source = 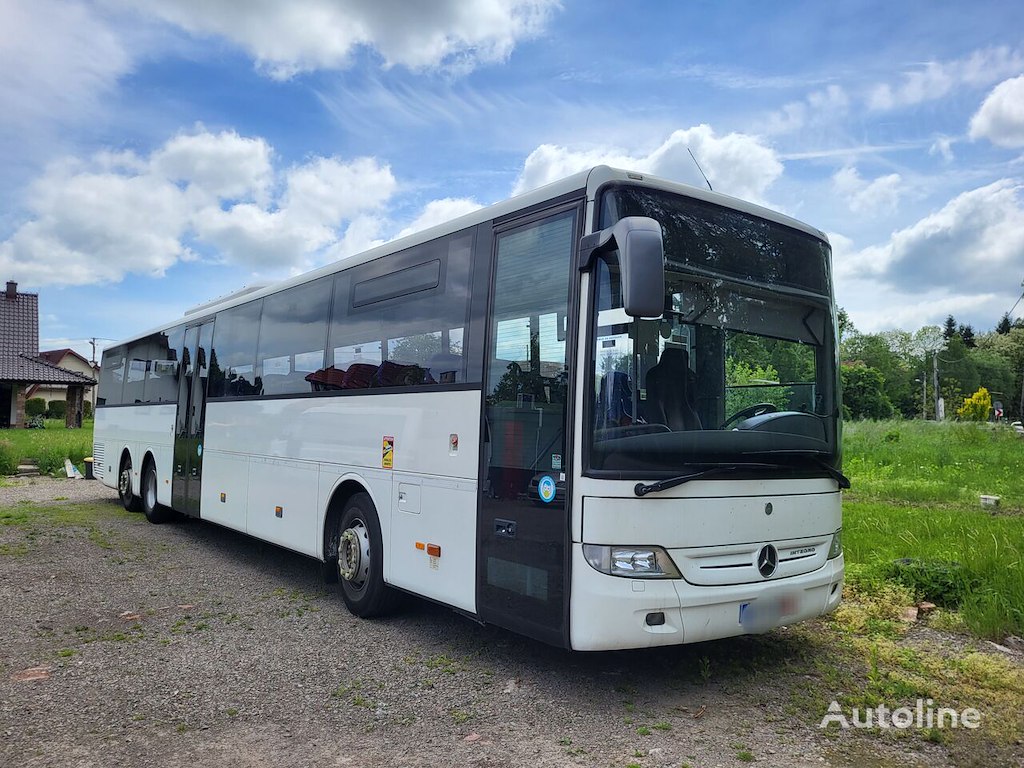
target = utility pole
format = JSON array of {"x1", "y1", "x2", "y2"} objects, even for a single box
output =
[
  {"x1": 933, "y1": 350, "x2": 940, "y2": 421},
  {"x1": 89, "y1": 337, "x2": 97, "y2": 366},
  {"x1": 921, "y1": 372, "x2": 927, "y2": 420}
]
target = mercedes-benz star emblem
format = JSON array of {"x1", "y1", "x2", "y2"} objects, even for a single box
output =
[{"x1": 757, "y1": 544, "x2": 778, "y2": 578}]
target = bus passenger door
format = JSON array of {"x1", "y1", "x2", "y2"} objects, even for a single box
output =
[
  {"x1": 478, "y1": 206, "x2": 578, "y2": 647},
  {"x1": 172, "y1": 322, "x2": 213, "y2": 517}
]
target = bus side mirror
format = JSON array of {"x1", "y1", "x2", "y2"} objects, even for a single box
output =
[{"x1": 579, "y1": 216, "x2": 664, "y2": 318}]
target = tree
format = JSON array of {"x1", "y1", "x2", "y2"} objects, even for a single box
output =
[
  {"x1": 912, "y1": 325, "x2": 945, "y2": 358},
  {"x1": 997, "y1": 313, "x2": 1012, "y2": 335},
  {"x1": 725, "y1": 359, "x2": 792, "y2": 416},
  {"x1": 841, "y1": 332, "x2": 916, "y2": 417},
  {"x1": 937, "y1": 336, "x2": 979, "y2": 416},
  {"x1": 976, "y1": 327, "x2": 1024, "y2": 420},
  {"x1": 943, "y1": 314, "x2": 957, "y2": 341},
  {"x1": 840, "y1": 363, "x2": 895, "y2": 420},
  {"x1": 970, "y1": 348, "x2": 1015, "y2": 407},
  {"x1": 837, "y1": 307, "x2": 856, "y2": 343},
  {"x1": 958, "y1": 324, "x2": 976, "y2": 348}
]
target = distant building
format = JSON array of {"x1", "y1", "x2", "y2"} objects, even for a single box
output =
[
  {"x1": 0, "y1": 280, "x2": 96, "y2": 428},
  {"x1": 27, "y1": 348, "x2": 101, "y2": 411}
]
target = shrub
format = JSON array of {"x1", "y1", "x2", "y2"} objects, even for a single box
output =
[
  {"x1": 25, "y1": 398, "x2": 46, "y2": 417},
  {"x1": 957, "y1": 386, "x2": 991, "y2": 422},
  {"x1": 83, "y1": 401, "x2": 93, "y2": 419},
  {"x1": 883, "y1": 558, "x2": 975, "y2": 608},
  {"x1": 46, "y1": 400, "x2": 66, "y2": 420}
]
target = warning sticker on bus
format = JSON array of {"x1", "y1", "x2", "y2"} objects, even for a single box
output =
[{"x1": 382, "y1": 436, "x2": 394, "y2": 469}]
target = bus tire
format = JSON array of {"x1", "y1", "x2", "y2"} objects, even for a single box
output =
[
  {"x1": 118, "y1": 455, "x2": 141, "y2": 512},
  {"x1": 141, "y1": 460, "x2": 173, "y2": 524},
  {"x1": 336, "y1": 492, "x2": 397, "y2": 617}
]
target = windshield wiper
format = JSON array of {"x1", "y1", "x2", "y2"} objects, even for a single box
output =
[
  {"x1": 811, "y1": 458, "x2": 851, "y2": 489},
  {"x1": 634, "y1": 460, "x2": 851, "y2": 497}
]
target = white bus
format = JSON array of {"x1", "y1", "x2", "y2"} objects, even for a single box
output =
[{"x1": 94, "y1": 166, "x2": 846, "y2": 651}]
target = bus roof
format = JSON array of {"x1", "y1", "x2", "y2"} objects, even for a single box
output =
[{"x1": 106, "y1": 165, "x2": 828, "y2": 349}]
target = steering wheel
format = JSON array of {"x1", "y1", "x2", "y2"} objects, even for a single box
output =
[{"x1": 721, "y1": 402, "x2": 778, "y2": 429}]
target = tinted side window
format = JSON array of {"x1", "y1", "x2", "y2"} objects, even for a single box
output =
[
  {"x1": 209, "y1": 300, "x2": 263, "y2": 398},
  {"x1": 144, "y1": 327, "x2": 184, "y2": 403},
  {"x1": 256, "y1": 278, "x2": 332, "y2": 395},
  {"x1": 326, "y1": 229, "x2": 477, "y2": 390},
  {"x1": 123, "y1": 341, "x2": 149, "y2": 404},
  {"x1": 98, "y1": 346, "x2": 126, "y2": 406}
]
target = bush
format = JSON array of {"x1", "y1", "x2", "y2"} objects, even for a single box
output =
[
  {"x1": 883, "y1": 558, "x2": 975, "y2": 608},
  {"x1": 83, "y1": 400, "x2": 93, "y2": 419},
  {"x1": 25, "y1": 398, "x2": 46, "y2": 417},
  {"x1": 957, "y1": 386, "x2": 991, "y2": 422},
  {"x1": 46, "y1": 400, "x2": 66, "y2": 420}
]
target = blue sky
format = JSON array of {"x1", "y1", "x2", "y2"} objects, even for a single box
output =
[{"x1": 2, "y1": 0, "x2": 1023, "y2": 361}]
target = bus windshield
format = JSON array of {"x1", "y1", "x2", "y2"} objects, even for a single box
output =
[{"x1": 587, "y1": 186, "x2": 839, "y2": 476}]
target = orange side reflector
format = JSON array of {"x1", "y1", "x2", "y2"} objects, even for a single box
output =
[
  {"x1": 426, "y1": 543, "x2": 441, "y2": 558},
  {"x1": 415, "y1": 542, "x2": 425, "y2": 550}
]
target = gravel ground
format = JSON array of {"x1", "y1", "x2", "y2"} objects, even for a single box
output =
[{"x1": 0, "y1": 477, "x2": 998, "y2": 767}]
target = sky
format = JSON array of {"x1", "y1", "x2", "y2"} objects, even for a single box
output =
[{"x1": 2, "y1": 0, "x2": 1023, "y2": 361}]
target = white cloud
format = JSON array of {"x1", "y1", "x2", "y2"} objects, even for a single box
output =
[
  {"x1": 834, "y1": 180, "x2": 1024, "y2": 295},
  {"x1": 0, "y1": 0, "x2": 130, "y2": 127},
  {"x1": 929, "y1": 136, "x2": 955, "y2": 162},
  {"x1": 831, "y1": 166, "x2": 903, "y2": 215},
  {"x1": 151, "y1": 129, "x2": 275, "y2": 203},
  {"x1": 397, "y1": 198, "x2": 484, "y2": 238},
  {"x1": 117, "y1": 0, "x2": 559, "y2": 79},
  {"x1": 282, "y1": 156, "x2": 396, "y2": 228},
  {"x1": 765, "y1": 85, "x2": 849, "y2": 135},
  {"x1": 867, "y1": 46, "x2": 1024, "y2": 111},
  {"x1": 0, "y1": 129, "x2": 399, "y2": 285},
  {"x1": 513, "y1": 125, "x2": 783, "y2": 204},
  {"x1": 969, "y1": 76, "x2": 1024, "y2": 148}
]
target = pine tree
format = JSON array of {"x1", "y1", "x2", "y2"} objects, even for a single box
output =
[
  {"x1": 959, "y1": 324, "x2": 976, "y2": 348},
  {"x1": 943, "y1": 314, "x2": 957, "y2": 341},
  {"x1": 997, "y1": 313, "x2": 1012, "y2": 334}
]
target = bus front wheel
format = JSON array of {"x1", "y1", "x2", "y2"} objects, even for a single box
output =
[
  {"x1": 118, "y1": 456, "x2": 141, "y2": 513},
  {"x1": 336, "y1": 492, "x2": 397, "y2": 617}
]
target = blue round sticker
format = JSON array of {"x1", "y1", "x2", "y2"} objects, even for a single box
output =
[{"x1": 537, "y1": 475, "x2": 556, "y2": 503}]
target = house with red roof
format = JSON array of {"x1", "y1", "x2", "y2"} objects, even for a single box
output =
[
  {"x1": 26, "y1": 348, "x2": 101, "y2": 412},
  {"x1": 1, "y1": 280, "x2": 96, "y2": 428}
]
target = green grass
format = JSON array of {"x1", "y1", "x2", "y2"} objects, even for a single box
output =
[
  {"x1": 843, "y1": 420, "x2": 1024, "y2": 639},
  {"x1": 0, "y1": 420, "x2": 94, "y2": 476},
  {"x1": 843, "y1": 420, "x2": 1024, "y2": 507}
]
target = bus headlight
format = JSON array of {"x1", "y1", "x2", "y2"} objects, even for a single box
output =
[
  {"x1": 827, "y1": 528, "x2": 843, "y2": 559},
  {"x1": 583, "y1": 544, "x2": 681, "y2": 578}
]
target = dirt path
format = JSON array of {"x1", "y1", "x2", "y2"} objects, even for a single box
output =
[{"x1": 0, "y1": 478, "x2": 1014, "y2": 767}]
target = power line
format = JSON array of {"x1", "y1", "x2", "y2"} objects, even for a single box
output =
[{"x1": 1006, "y1": 279, "x2": 1024, "y2": 319}]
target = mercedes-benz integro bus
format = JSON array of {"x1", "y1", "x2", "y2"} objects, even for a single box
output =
[{"x1": 94, "y1": 166, "x2": 845, "y2": 651}]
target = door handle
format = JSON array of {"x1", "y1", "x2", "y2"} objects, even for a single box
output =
[{"x1": 495, "y1": 519, "x2": 517, "y2": 538}]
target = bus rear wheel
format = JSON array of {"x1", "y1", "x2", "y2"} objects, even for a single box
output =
[
  {"x1": 336, "y1": 492, "x2": 397, "y2": 617},
  {"x1": 118, "y1": 456, "x2": 141, "y2": 512},
  {"x1": 141, "y1": 461, "x2": 172, "y2": 524}
]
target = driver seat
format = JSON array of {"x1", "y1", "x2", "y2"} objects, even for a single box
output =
[{"x1": 645, "y1": 347, "x2": 702, "y2": 431}]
